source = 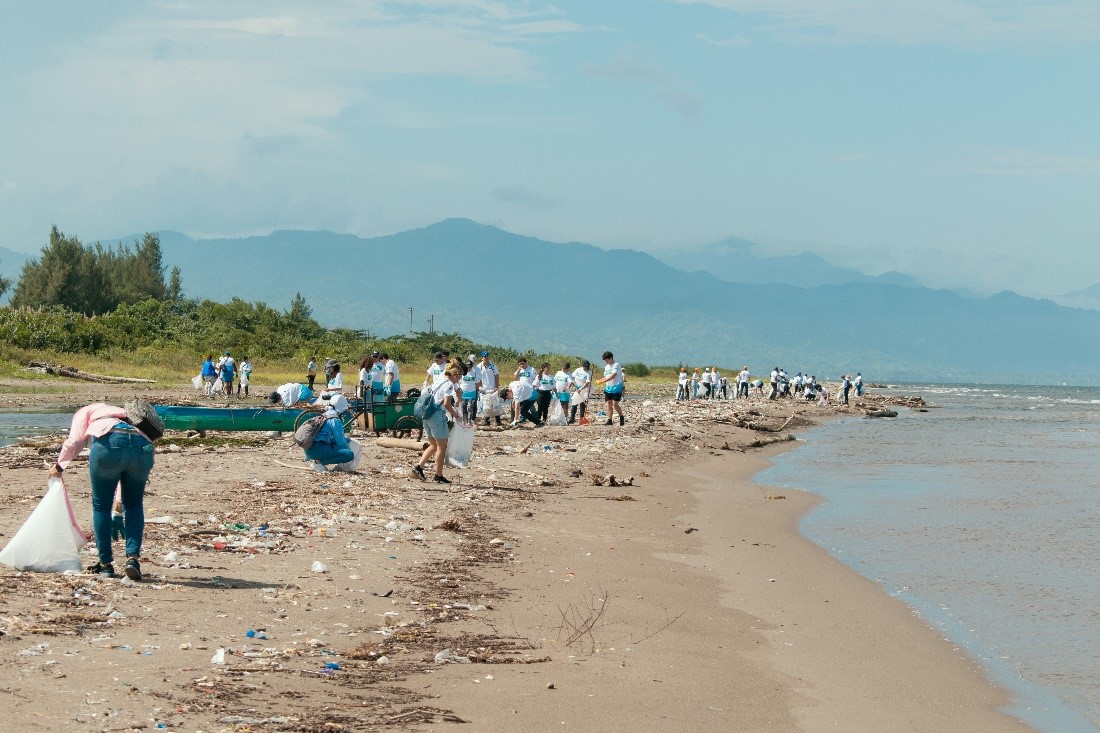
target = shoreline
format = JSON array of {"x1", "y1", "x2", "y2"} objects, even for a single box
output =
[
  {"x1": 414, "y1": 424, "x2": 1033, "y2": 732},
  {"x1": 0, "y1": 380, "x2": 1031, "y2": 731}
]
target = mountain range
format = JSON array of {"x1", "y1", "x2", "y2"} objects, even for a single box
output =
[
  {"x1": 4, "y1": 220, "x2": 1098, "y2": 383},
  {"x1": 138, "y1": 219, "x2": 1095, "y2": 384}
]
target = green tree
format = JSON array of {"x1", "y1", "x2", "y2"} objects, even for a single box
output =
[
  {"x1": 166, "y1": 266, "x2": 183, "y2": 301},
  {"x1": 11, "y1": 226, "x2": 113, "y2": 314},
  {"x1": 0, "y1": 262, "x2": 9, "y2": 298},
  {"x1": 108, "y1": 232, "x2": 167, "y2": 305}
]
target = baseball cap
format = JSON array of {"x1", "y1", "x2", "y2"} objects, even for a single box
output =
[{"x1": 480, "y1": 350, "x2": 489, "y2": 356}]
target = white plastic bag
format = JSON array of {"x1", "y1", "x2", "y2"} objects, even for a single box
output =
[
  {"x1": 478, "y1": 392, "x2": 502, "y2": 418},
  {"x1": 569, "y1": 390, "x2": 588, "y2": 406},
  {"x1": 192, "y1": 375, "x2": 203, "y2": 390},
  {"x1": 446, "y1": 424, "x2": 474, "y2": 468},
  {"x1": 211, "y1": 377, "x2": 223, "y2": 394},
  {"x1": 548, "y1": 399, "x2": 568, "y2": 426},
  {"x1": 0, "y1": 478, "x2": 88, "y2": 573}
]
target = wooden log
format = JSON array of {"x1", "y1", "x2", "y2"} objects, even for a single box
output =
[
  {"x1": 26, "y1": 361, "x2": 157, "y2": 384},
  {"x1": 376, "y1": 437, "x2": 429, "y2": 451}
]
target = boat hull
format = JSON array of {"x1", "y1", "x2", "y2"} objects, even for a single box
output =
[{"x1": 154, "y1": 405, "x2": 305, "y2": 432}]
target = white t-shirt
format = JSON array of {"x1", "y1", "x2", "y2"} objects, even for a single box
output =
[
  {"x1": 460, "y1": 373, "x2": 477, "y2": 398},
  {"x1": 385, "y1": 360, "x2": 400, "y2": 384},
  {"x1": 474, "y1": 362, "x2": 499, "y2": 391},
  {"x1": 515, "y1": 365, "x2": 536, "y2": 382},
  {"x1": 701, "y1": 370, "x2": 712, "y2": 385},
  {"x1": 359, "y1": 367, "x2": 369, "y2": 386},
  {"x1": 739, "y1": 369, "x2": 750, "y2": 384},
  {"x1": 432, "y1": 379, "x2": 455, "y2": 406},
  {"x1": 509, "y1": 379, "x2": 533, "y2": 403},
  {"x1": 327, "y1": 372, "x2": 343, "y2": 391},
  {"x1": 538, "y1": 372, "x2": 555, "y2": 392},
  {"x1": 370, "y1": 362, "x2": 385, "y2": 388},
  {"x1": 678, "y1": 372, "x2": 689, "y2": 386},
  {"x1": 712, "y1": 370, "x2": 720, "y2": 383},
  {"x1": 426, "y1": 362, "x2": 446, "y2": 386},
  {"x1": 275, "y1": 383, "x2": 310, "y2": 407},
  {"x1": 554, "y1": 370, "x2": 571, "y2": 393},
  {"x1": 603, "y1": 362, "x2": 623, "y2": 393},
  {"x1": 572, "y1": 368, "x2": 591, "y2": 391}
]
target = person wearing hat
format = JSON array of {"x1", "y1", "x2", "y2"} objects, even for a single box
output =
[
  {"x1": 304, "y1": 393, "x2": 362, "y2": 473},
  {"x1": 307, "y1": 356, "x2": 318, "y2": 390},
  {"x1": 48, "y1": 400, "x2": 164, "y2": 580}
]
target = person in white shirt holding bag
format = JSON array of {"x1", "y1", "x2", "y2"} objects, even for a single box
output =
[
  {"x1": 568, "y1": 360, "x2": 592, "y2": 424},
  {"x1": 412, "y1": 368, "x2": 461, "y2": 484},
  {"x1": 472, "y1": 351, "x2": 502, "y2": 426}
]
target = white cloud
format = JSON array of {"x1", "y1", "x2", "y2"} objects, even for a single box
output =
[
  {"x1": 586, "y1": 54, "x2": 704, "y2": 122},
  {"x1": 670, "y1": 0, "x2": 1100, "y2": 46},
  {"x1": 695, "y1": 32, "x2": 751, "y2": 47}
]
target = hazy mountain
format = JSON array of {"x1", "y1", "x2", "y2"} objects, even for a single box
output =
[
  {"x1": 1054, "y1": 283, "x2": 1100, "y2": 312},
  {"x1": 130, "y1": 219, "x2": 1100, "y2": 383},
  {"x1": 0, "y1": 245, "x2": 28, "y2": 302},
  {"x1": 656, "y1": 236, "x2": 921, "y2": 289}
]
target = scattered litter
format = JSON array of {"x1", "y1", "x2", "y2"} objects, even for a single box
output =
[{"x1": 310, "y1": 561, "x2": 328, "y2": 573}]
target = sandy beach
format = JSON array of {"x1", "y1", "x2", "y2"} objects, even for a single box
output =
[{"x1": 0, "y1": 380, "x2": 1032, "y2": 732}]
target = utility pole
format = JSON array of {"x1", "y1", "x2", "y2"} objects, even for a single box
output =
[
  {"x1": 428, "y1": 314, "x2": 434, "y2": 336},
  {"x1": 407, "y1": 307, "x2": 413, "y2": 335}
]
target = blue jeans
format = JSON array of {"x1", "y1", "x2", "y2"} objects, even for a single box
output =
[{"x1": 89, "y1": 431, "x2": 154, "y2": 564}]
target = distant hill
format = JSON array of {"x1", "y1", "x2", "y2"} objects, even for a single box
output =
[
  {"x1": 655, "y1": 236, "x2": 921, "y2": 289},
  {"x1": 1054, "y1": 283, "x2": 1100, "y2": 312},
  {"x1": 0, "y1": 245, "x2": 28, "y2": 302},
  {"x1": 127, "y1": 219, "x2": 1099, "y2": 384}
]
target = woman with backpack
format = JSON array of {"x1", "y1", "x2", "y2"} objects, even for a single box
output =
[{"x1": 413, "y1": 368, "x2": 462, "y2": 484}]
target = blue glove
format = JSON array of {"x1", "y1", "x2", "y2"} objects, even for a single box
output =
[
  {"x1": 383, "y1": 386, "x2": 391, "y2": 396},
  {"x1": 111, "y1": 513, "x2": 125, "y2": 541}
]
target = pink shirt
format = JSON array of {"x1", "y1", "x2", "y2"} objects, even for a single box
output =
[{"x1": 56, "y1": 403, "x2": 133, "y2": 469}]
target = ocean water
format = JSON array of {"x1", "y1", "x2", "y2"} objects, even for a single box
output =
[
  {"x1": 755, "y1": 385, "x2": 1100, "y2": 733},
  {"x1": 0, "y1": 407, "x2": 76, "y2": 447}
]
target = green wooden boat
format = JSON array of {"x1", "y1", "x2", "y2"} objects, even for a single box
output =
[{"x1": 154, "y1": 405, "x2": 305, "y2": 432}]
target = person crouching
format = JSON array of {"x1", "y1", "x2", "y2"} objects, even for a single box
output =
[{"x1": 304, "y1": 394, "x2": 362, "y2": 472}]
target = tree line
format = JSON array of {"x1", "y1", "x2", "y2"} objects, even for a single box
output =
[{"x1": 4, "y1": 226, "x2": 180, "y2": 315}]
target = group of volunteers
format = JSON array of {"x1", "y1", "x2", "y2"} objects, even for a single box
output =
[
  {"x1": 676, "y1": 365, "x2": 864, "y2": 406},
  {"x1": 199, "y1": 352, "x2": 253, "y2": 398}
]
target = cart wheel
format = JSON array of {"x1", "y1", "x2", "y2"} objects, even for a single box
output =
[
  {"x1": 292, "y1": 411, "x2": 317, "y2": 432},
  {"x1": 393, "y1": 415, "x2": 422, "y2": 441},
  {"x1": 341, "y1": 410, "x2": 358, "y2": 431}
]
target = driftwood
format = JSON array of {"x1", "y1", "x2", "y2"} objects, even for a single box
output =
[
  {"x1": 865, "y1": 409, "x2": 898, "y2": 418},
  {"x1": 26, "y1": 361, "x2": 157, "y2": 384},
  {"x1": 376, "y1": 437, "x2": 429, "y2": 451}
]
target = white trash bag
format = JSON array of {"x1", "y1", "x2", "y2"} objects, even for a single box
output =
[
  {"x1": 548, "y1": 399, "x2": 569, "y2": 426},
  {"x1": 0, "y1": 478, "x2": 89, "y2": 573},
  {"x1": 478, "y1": 391, "x2": 503, "y2": 418},
  {"x1": 446, "y1": 423, "x2": 475, "y2": 468},
  {"x1": 569, "y1": 390, "x2": 587, "y2": 406},
  {"x1": 191, "y1": 374, "x2": 203, "y2": 390}
]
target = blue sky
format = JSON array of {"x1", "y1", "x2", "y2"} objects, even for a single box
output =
[{"x1": 0, "y1": 0, "x2": 1097, "y2": 296}]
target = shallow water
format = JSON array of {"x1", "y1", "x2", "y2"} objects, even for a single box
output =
[
  {"x1": 0, "y1": 407, "x2": 76, "y2": 447},
  {"x1": 755, "y1": 385, "x2": 1100, "y2": 733}
]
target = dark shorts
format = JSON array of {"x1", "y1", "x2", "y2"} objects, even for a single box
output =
[{"x1": 604, "y1": 391, "x2": 623, "y2": 402}]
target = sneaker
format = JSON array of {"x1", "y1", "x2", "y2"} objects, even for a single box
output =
[
  {"x1": 87, "y1": 561, "x2": 115, "y2": 577},
  {"x1": 412, "y1": 464, "x2": 426, "y2": 481},
  {"x1": 509, "y1": 420, "x2": 519, "y2": 427},
  {"x1": 124, "y1": 557, "x2": 142, "y2": 582},
  {"x1": 604, "y1": 419, "x2": 613, "y2": 425},
  {"x1": 619, "y1": 415, "x2": 625, "y2": 426},
  {"x1": 433, "y1": 474, "x2": 451, "y2": 484}
]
